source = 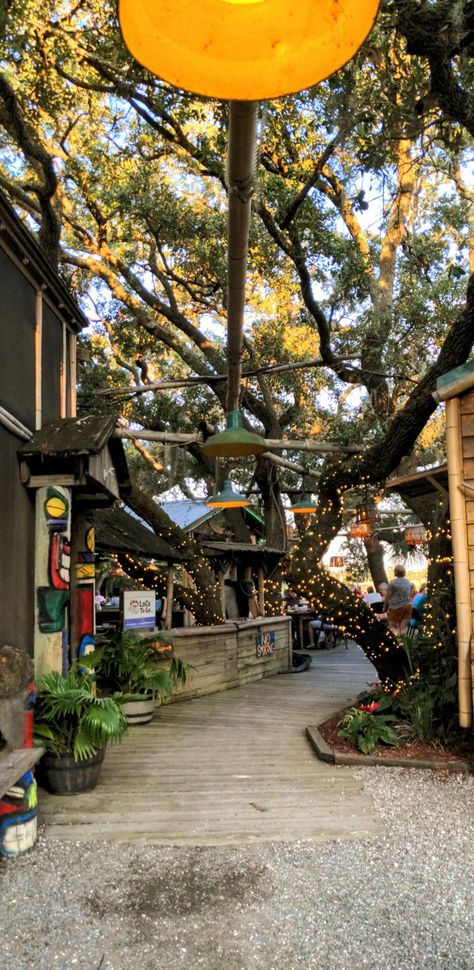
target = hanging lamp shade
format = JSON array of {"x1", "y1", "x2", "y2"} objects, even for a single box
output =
[
  {"x1": 118, "y1": 0, "x2": 381, "y2": 101},
  {"x1": 349, "y1": 520, "x2": 370, "y2": 539},
  {"x1": 355, "y1": 503, "x2": 379, "y2": 526},
  {"x1": 405, "y1": 524, "x2": 426, "y2": 547},
  {"x1": 201, "y1": 410, "x2": 267, "y2": 458},
  {"x1": 292, "y1": 494, "x2": 318, "y2": 514},
  {"x1": 207, "y1": 479, "x2": 250, "y2": 508}
]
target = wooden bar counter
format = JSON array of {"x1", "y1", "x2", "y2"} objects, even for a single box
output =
[{"x1": 163, "y1": 615, "x2": 292, "y2": 703}]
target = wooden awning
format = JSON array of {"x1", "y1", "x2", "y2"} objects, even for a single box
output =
[
  {"x1": 385, "y1": 464, "x2": 448, "y2": 500},
  {"x1": 19, "y1": 414, "x2": 130, "y2": 501},
  {"x1": 94, "y1": 507, "x2": 185, "y2": 562}
]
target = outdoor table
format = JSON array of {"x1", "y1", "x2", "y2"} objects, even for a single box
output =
[{"x1": 287, "y1": 610, "x2": 315, "y2": 650}]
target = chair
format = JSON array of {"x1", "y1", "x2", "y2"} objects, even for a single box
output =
[
  {"x1": 308, "y1": 617, "x2": 338, "y2": 650},
  {"x1": 370, "y1": 601, "x2": 385, "y2": 615}
]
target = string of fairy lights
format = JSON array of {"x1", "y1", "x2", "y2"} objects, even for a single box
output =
[
  {"x1": 107, "y1": 539, "x2": 225, "y2": 627},
  {"x1": 259, "y1": 486, "x2": 455, "y2": 691},
  {"x1": 109, "y1": 428, "x2": 453, "y2": 692}
]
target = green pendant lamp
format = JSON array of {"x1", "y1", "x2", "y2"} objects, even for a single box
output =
[
  {"x1": 207, "y1": 479, "x2": 250, "y2": 508},
  {"x1": 292, "y1": 494, "x2": 318, "y2": 514},
  {"x1": 201, "y1": 410, "x2": 267, "y2": 458}
]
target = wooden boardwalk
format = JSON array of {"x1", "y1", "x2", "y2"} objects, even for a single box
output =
[{"x1": 40, "y1": 643, "x2": 384, "y2": 845}]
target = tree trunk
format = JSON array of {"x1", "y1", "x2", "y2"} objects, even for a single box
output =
[
  {"x1": 364, "y1": 533, "x2": 388, "y2": 588},
  {"x1": 254, "y1": 456, "x2": 287, "y2": 548}
]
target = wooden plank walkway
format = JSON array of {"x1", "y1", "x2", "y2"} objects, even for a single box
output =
[{"x1": 39, "y1": 643, "x2": 384, "y2": 845}]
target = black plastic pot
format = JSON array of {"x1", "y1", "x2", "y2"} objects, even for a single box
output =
[{"x1": 38, "y1": 748, "x2": 105, "y2": 795}]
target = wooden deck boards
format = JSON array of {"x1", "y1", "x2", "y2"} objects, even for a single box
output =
[{"x1": 39, "y1": 643, "x2": 384, "y2": 845}]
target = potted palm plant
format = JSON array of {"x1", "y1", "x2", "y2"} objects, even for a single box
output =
[
  {"x1": 33, "y1": 668, "x2": 127, "y2": 794},
  {"x1": 87, "y1": 632, "x2": 190, "y2": 725}
]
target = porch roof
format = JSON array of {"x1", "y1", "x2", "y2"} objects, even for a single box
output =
[
  {"x1": 94, "y1": 507, "x2": 185, "y2": 562},
  {"x1": 385, "y1": 464, "x2": 448, "y2": 499}
]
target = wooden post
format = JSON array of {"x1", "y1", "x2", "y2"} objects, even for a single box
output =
[
  {"x1": 226, "y1": 101, "x2": 258, "y2": 414},
  {"x1": 446, "y1": 396, "x2": 473, "y2": 727},
  {"x1": 34, "y1": 291, "x2": 42, "y2": 430},
  {"x1": 257, "y1": 567, "x2": 265, "y2": 617},
  {"x1": 165, "y1": 564, "x2": 174, "y2": 630},
  {"x1": 218, "y1": 570, "x2": 226, "y2": 618}
]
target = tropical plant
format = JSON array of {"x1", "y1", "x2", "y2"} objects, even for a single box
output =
[
  {"x1": 392, "y1": 635, "x2": 458, "y2": 741},
  {"x1": 338, "y1": 695, "x2": 398, "y2": 754},
  {"x1": 33, "y1": 669, "x2": 127, "y2": 761},
  {"x1": 86, "y1": 632, "x2": 190, "y2": 702}
]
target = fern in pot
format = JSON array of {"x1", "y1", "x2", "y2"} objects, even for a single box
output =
[
  {"x1": 33, "y1": 668, "x2": 127, "y2": 794},
  {"x1": 86, "y1": 632, "x2": 190, "y2": 725}
]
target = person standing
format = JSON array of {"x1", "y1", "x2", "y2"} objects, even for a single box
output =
[{"x1": 384, "y1": 565, "x2": 413, "y2": 635}]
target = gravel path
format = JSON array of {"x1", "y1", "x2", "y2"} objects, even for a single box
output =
[{"x1": 1, "y1": 768, "x2": 473, "y2": 970}]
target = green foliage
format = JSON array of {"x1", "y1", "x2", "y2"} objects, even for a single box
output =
[
  {"x1": 338, "y1": 697, "x2": 398, "y2": 754},
  {"x1": 85, "y1": 631, "x2": 190, "y2": 700},
  {"x1": 393, "y1": 635, "x2": 458, "y2": 742},
  {"x1": 356, "y1": 631, "x2": 458, "y2": 742},
  {"x1": 33, "y1": 668, "x2": 127, "y2": 761}
]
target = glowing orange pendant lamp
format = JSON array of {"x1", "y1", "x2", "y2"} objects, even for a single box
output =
[
  {"x1": 118, "y1": 0, "x2": 381, "y2": 101},
  {"x1": 207, "y1": 479, "x2": 250, "y2": 508}
]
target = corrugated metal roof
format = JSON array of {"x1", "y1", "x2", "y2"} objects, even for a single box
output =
[
  {"x1": 159, "y1": 499, "x2": 264, "y2": 532},
  {"x1": 159, "y1": 500, "x2": 220, "y2": 531}
]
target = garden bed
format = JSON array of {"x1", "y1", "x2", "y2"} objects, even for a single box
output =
[{"x1": 306, "y1": 711, "x2": 473, "y2": 774}]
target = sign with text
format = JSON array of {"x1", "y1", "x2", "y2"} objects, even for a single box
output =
[
  {"x1": 123, "y1": 590, "x2": 156, "y2": 630},
  {"x1": 256, "y1": 630, "x2": 275, "y2": 658}
]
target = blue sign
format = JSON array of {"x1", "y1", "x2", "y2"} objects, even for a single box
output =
[{"x1": 256, "y1": 631, "x2": 275, "y2": 658}]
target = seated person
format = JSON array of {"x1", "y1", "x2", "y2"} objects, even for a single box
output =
[
  {"x1": 362, "y1": 586, "x2": 383, "y2": 607},
  {"x1": 283, "y1": 588, "x2": 301, "y2": 612},
  {"x1": 308, "y1": 618, "x2": 337, "y2": 648},
  {"x1": 407, "y1": 584, "x2": 428, "y2": 630},
  {"x1": 155, "y1": 595, "x2": 167, "y2": 629},
  {"x1": 106, "y1": 593, "x2": 120, "y2": 608}
]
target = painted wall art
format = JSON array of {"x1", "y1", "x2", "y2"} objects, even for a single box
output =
[{"x1": 36, "y1": 486, "x2": 71, "y2": 634}]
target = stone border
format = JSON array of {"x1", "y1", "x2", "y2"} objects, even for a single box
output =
[{"x1": 306, "y1": 724, "x2": 471, "y2": 774}]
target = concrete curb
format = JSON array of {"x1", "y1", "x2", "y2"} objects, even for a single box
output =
[{"x1": 305, "y1": 724, "x2": 470, "y2": 774}]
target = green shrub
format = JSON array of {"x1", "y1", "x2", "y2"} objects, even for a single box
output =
[
  {"x1": 85, "y1": 631, "x2": 190, "y2": 701},
  {"x1": 338, "y1": 698, "x2": 398, "y2": 754},
  {"x1": 33, "y1": 668, "x2": 127, "y2": 761}
]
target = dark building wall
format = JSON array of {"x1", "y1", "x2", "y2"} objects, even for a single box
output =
[
  {"x1": 0, "y1": 425, "x2": 35, "y2": 654},
  {"x1": 0, "y1": 247, "x2": 36, "y2": 428},
  {"x1": 42, "y1": 304, "x2": 62, "y2": 422}
]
